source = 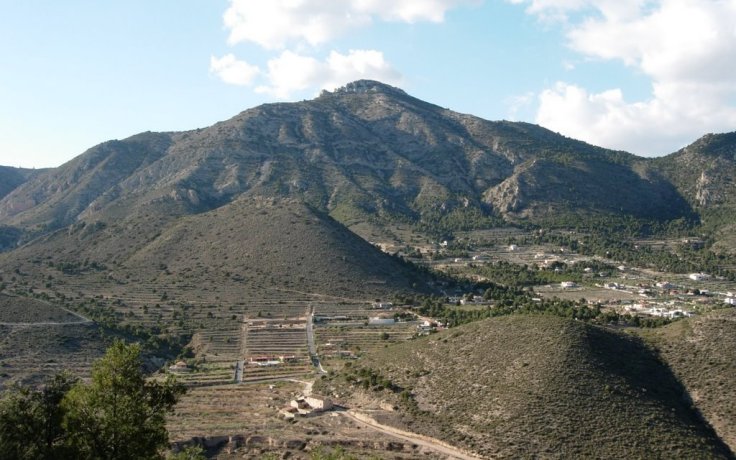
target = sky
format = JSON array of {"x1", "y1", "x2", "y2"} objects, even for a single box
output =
[{"x1": 2, "y1": 0, "x2": 736, "y2": 168}]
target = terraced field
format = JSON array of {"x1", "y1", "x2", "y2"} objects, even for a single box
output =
[
  {"x1": 0, "y1": 322, "x2": 105, "y2": 389},
  {"x1": 240, "y1": 315, "x2": 312, "y2": 382},
  {"x1": 311, "y1": 304, "x2": 420, "y2": 368},
  {"x1": 0, "y1": 294, "x2": 87, "y2": 324}
]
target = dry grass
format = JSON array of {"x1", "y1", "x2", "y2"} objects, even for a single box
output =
[
  {"x1": 321, "y1": 315, "x2": 734, "y2": 459},
  {"x1": 640, "y1": 308, "x2": 736, "y2": 452}
]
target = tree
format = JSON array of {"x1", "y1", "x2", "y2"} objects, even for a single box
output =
[
  {"x1": 0, "y1": 372, "x2": 77, "y2": 460},
  {"x1": 62, "y1": 340, "x2": 185, "y2": 460}
]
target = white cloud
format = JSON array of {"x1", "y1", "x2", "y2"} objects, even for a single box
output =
[
  {"x1": 322, "y1": 49, "x2": 402, "y2": 90},
  {"x1": 517, "y1": 0, "x2": 736, "y2": 155},
  {"x1": 505, "y1": 92, "x2": 536, "y2": 121},
  {"x1": 209, "y1": 54, "x2": 260, "y2": 86},
  {"x1": 223, "y1": 0, "x2": 477, "y2": 49},
  {"x1": 256, "y1": 49, "x2": 401, "y2": 99}
]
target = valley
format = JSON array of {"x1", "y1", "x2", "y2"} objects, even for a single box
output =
[
  {"x1": 2, "y1": 225, "x2": 735, "y2": 458},
  {"x1": 1, "y1": 80, "x2": 735, "y2": 458}
]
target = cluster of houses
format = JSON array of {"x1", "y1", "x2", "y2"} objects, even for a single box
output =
[
  {"x1": 279, "y1": 395, "x2": 333, "y2": 419},
  {"x1": 416, "y1": 320, "x2": 444, "y2": 335},
  {"x1": 622, "y1": 303, "x2": 694, "y2": 319}
]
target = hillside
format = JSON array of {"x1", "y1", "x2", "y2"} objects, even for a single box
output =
[
  {"x1": 0, "y1": 197, "x2": 427, "y2": 303},
  {"x1": 641, "y1": 308, "x2": 736, "y2": 452},
  {"x1": 0, "y1": 166, "x2": 44, "y2": 200},
  {"x1": 319, "y1": 315, "x2": 734, "y2": 459},
  {"x1": 0, "y1": 80, "x2": 703, "y2": 237},
  {"x1": 655, "y1": 133, "x2": 736, "y2": 252}
]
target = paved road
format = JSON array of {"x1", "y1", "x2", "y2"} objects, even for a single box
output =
[
  {"x1": 234, "y1": 360, "x2": 244, "y2": 383},
  {"x1": 306, "y1": 305, "x2": 326, "y2": 374}
]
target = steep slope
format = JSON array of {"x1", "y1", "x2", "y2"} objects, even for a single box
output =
[
  {"x1": 0, "y1": 80, "x2": 696, "y2": 235},
  {"x1": 0, "y1": 166, "x2": 45, "y2": 200},
  {"x1": 641, "y1": 309, "x2": 736, "y2": 451},
  {"x1": 0, "y1": 167, "x2": 27, "y2": 200},
  {"x1": 655, "y1": 133, "x2": 736, "y2": 251},
  {"x1": 322, "y1": 315, "x2": 733, "y2": 459},
  {"x1": 0, "y1": 132, "x2": 173, "y2": 230},
  {"x1": 485, "y1": 155, "x2": 688, "y2": 222}
]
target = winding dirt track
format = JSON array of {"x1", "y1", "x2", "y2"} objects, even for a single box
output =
[{"x1": 340, "y1": 410, "x2": 484, "y2": 460}]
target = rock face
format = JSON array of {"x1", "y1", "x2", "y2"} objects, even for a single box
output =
[
  {"x1": 0, "y1": 79, "x2": 717, "y2": 236},
  {"x1": 656, "y1": 132, "x2": 736, "y2": 210}
]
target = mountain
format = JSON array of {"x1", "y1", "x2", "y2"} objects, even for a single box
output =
[
  {"x1": 0, "y1": 80, "x2": 704, "y2": 238},
  {"x1": 0, "y1": 166, "x2": 44, "y2": 200},
  {"x1": 655, "y1": 133, "x2": 736, "y2": 251},
  {"x1": 319, "y1": 315, "x2": 734, "y2": 459}
]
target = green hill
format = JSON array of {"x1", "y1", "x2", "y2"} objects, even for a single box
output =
[
  {"x1": 641, "y1": 308, "x2": 736, "y2": 452},
  {"x1": 0, "y1": 197, "x2": 428, "y2": 304},
  {"x1": 321, "y1": 315, "x2": 734, "y2": 459}
]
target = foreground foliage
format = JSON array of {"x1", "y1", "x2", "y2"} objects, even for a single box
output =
[{"x1": 0, "y1": 340, "x2": 184, "y2": 460}]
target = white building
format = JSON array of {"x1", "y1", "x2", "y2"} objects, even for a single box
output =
[
  {"x1": 689, "y1": 273, "x2": 711, "y2": 281},
  {"x1": 368, "y1": 317, "x2": 395, "y2": 325},
  {"x1": 560, "y1": 281, "x2": 577, "y2": 289},
  {"x1": 305, "y1": 396, "x2": 333, "y2": 411}
]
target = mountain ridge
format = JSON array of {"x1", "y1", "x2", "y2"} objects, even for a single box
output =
[{"x1": 3, "y1": 79, "x2": 729, "y2": 239}]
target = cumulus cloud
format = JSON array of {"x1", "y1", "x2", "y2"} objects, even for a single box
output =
[
  {"x1": 516, "y1": 0, "x2": 736, "y2": 155},
  {"x1": 223, "y1": 0, "x2": 477, "y2": 49},
  {"x1": 255, "y1": 49, "x2": 402, "y2": 99},
  {"x1": 214, "y1": 0, "x2": 471, "y2": 101},
  {"x1": 209, "y1": 54, "x2": 260, "y2": 86}
]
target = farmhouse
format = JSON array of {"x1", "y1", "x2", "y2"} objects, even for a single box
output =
[
  {"x1": 249, "y1": 356, "x2": 281, "y2": 366},
  {"x1": 289, "y1": 398, "x2": 312, "y2": 415},
  {"x1": 305, "y1": 396, "x2": 333, "y2": 411},
  {"x1": 168, "y1": 361, "x2": 191, "y2": 373},
  {"x1": 282, "y1": 395, "x2": 334, "y2": 418},
  {"x1": 371, "y1": 302, "x2": 394, "y2": 310}
]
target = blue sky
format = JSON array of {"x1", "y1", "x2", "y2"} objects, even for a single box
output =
[{"x1": 2, "y1": 0, "x2": 736, "y2": 168}]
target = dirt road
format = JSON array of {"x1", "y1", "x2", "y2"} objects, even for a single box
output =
[{"x1": 340, "y1": 410, "x2": 484, "y2": 460}]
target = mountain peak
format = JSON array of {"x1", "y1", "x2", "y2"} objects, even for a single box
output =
[
  {"x1": 685, "y1": 131, "x2": 736, "y2": 159},
  {"x1": 321, "y1": 80, "x2": 408, "y2": 98}
]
